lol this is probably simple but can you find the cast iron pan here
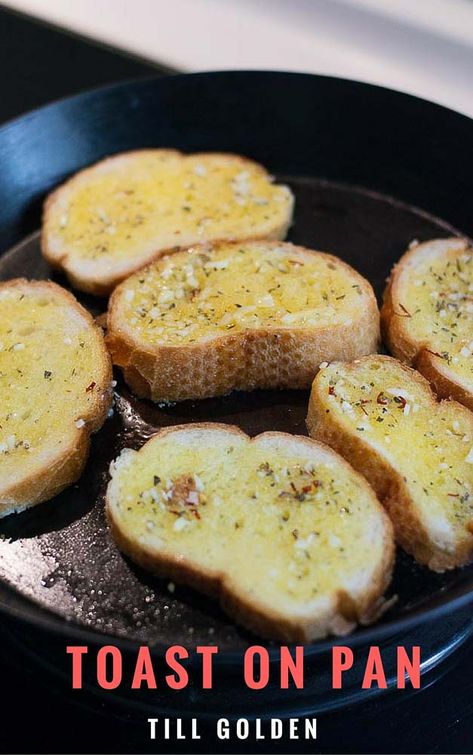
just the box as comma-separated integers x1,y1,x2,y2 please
0,72,472,659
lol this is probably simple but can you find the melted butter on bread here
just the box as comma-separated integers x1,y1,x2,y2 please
116,241,371,345
382,238,473,410
0,279,112,516
106,240,380,402
106,424,393,641
308,355,473,571
42,150,294,294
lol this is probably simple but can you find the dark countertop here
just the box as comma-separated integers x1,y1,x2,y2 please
0,6,472,754
0,5,174,123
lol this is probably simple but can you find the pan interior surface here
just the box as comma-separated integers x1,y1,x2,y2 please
0,175,471,651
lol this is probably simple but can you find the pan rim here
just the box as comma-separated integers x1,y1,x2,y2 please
1,68,473,143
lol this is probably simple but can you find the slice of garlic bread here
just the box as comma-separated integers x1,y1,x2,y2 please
42,150,294,295
0,279,112,517
307,355,473,571
106,424,394,642
106,240,380,402
382,237,473,410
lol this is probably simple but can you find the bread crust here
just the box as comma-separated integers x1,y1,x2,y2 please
307,355,473,571
0,278,113,517
106,242,380,402
106,423,394,642
41,149,294,296
381,237,473,410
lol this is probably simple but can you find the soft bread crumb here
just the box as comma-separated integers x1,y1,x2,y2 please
41,150,294,295
382,237,473,411
0,279,112,517
308,354,473,571
106,240,380,402
105,423,394,642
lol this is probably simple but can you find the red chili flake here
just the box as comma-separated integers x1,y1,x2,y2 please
377,392,388,405
425,348,445,359
328,386,336,396
302,485,313,494
395,396,407,410
86,381,96,392
396,303,412,317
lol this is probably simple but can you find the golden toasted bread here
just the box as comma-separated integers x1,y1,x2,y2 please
382,237,473,410
307,354,473,571
0,279,112,517
106,423,394,642
41,150,294,295
106,240,380,402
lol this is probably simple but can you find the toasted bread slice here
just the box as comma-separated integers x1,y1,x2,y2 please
106,423,394,642
307,355,473,571
382,237,473,410
106,240,380,402
41,150,294,295
0,279,112,517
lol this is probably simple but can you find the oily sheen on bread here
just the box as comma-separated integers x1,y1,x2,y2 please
0,279,112,517
41,150,294,295
106,423,394,642
307,355,473,571
382,237,473,410
106,240,380,402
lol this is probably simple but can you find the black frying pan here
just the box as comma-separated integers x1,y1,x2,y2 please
0,71,472,668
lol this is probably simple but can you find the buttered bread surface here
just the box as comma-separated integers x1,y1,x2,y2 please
307,355,473,571
382,238,473,410
106,240,380,401
106,425,394,642
112,242,374,343
0,279,112,516
42,150,294,294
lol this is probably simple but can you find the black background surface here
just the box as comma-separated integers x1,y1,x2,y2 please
0,6,472,754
